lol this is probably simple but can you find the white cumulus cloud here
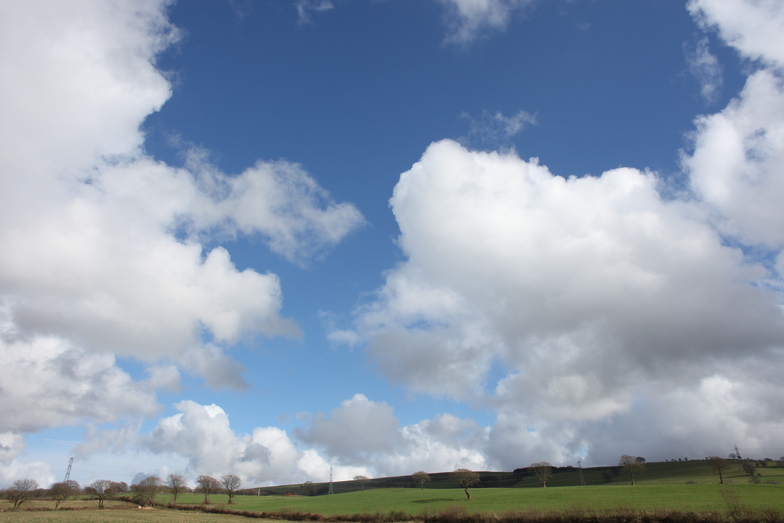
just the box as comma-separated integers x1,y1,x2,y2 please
688,0,784,68
0,433,55,488
345,136,784,466
333,0,784,468
0,0,363,443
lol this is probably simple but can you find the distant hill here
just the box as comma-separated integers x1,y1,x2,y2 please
242,459,783,496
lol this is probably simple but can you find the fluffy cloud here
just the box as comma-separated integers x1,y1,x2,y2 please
80,400,321,485
684,69,784,247
685,0,784,253
82,399,388,485
688,0,784,68
347,132,784,465
0,0,363,442
296,395,490,476
336,0,784,469
0,328,161,434
295,394,403,465
0,433,54,488
70,395,491,486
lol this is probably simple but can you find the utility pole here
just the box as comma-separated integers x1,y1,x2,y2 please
63,457,74,482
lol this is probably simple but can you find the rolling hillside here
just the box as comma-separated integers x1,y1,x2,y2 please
247,459,784,496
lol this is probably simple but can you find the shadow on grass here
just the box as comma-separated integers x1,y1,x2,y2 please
412,498,459,504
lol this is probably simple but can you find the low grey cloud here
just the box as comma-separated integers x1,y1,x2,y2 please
295,394,403,465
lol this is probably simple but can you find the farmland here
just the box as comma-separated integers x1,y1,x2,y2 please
2,461,784,522
166,483,784,515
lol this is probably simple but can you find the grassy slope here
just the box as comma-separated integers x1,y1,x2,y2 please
164,485,784,516
253,460,784,495
4,460,783,520
157,461,784,516
0,507,260,523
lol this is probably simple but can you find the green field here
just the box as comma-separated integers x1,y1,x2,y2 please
0,507,260,523
3,461,783,521
250,459,784,495
163,484,784,515
4,484,784,522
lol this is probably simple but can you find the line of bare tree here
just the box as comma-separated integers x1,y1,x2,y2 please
1,471,245,511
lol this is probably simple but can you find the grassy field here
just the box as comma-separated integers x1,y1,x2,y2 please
163,484,784,516
3,461,783,522
0,506,262,523
3,485,783,521
252,460,784,495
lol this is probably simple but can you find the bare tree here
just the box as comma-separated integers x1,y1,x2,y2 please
708,456,730,484
50,481,77,509
167,473,187,502
196,475,221,504
221,474,242,504
132,475,161,507
412,471,431,491
90,479,113,509
7,478,38,510
529,462,553,488
452,468,480,500
353,475,369,492
110,481,129,493
619,455,644,485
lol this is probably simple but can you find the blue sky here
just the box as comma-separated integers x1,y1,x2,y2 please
2,0,784,488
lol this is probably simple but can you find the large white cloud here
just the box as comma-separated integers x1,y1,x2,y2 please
348,130,784,465
0,0,363,446
688,0,784,68
343,0,784,468
341,0,784,470
685,1,784,248
141,401,322,485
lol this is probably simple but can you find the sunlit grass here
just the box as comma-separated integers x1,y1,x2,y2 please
163,484,784,516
